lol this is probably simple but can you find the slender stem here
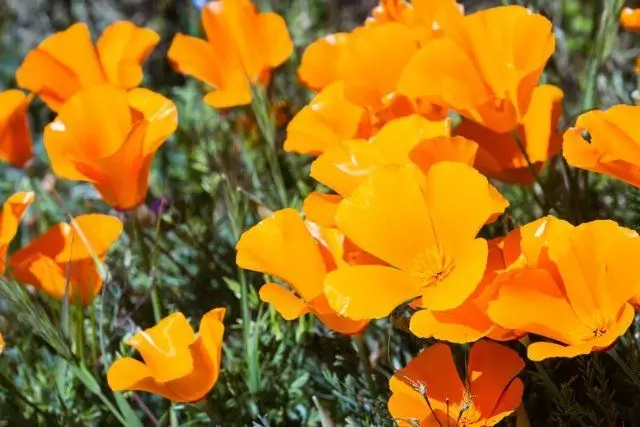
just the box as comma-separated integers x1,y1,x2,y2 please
511,132,550,212
352,334,378,399
608,347,640,389
131,213,162,323
76,305,85,365
89,305,98,369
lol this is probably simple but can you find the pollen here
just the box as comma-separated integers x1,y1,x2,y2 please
411,246,455,290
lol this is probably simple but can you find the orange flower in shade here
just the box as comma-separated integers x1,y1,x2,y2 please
324,162,508,321
487,220,640,361
563,105,640,189
43,85,177,211
621,7,640,31
0,192,34,273
167,0,293,109
0,91,33,167
457,85,564,185
235,208,371,335
398,6,555,133
9,214,123,305
16,22,159,112
108,308,225,402
389,340,524,426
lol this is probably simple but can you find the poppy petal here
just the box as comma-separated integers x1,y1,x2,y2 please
308,295,369,335
126,88,178,154
167,33,221,89
0,90,33,167
301,192,341,227
236,208,326,302
336,164,434,270
259,283,309,320
107,358,182,401
324,265,417,320
298,33,348,90
527,341,594,361
409,303,493,343
96,21,160,89
484,379,525,425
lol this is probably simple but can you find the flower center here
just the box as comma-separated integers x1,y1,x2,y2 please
411,246,455,290
585,315,613,340
457,388,481,426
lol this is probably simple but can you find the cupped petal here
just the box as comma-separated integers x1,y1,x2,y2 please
126,312,196,383
467,340,524,420
44,85,133,171
336,164,434,270
107,358,182,401
387,386,433,427
549,220,640,325
75,120,151,211
259,283,309,320
16,23,105,110
97,21,160,89
257,12,293,67
167,33,221,89
425,161,507,246
420,238,488,311
298,33,348,90
409,135,477,174
11,253,67,300
0,192,34,245
284,82,366,155
0,90,33,167
301,192,341,227
591,303,635,351
58,214,124,261
336,23,419,109
126,88,178,154
324,265,418,320
164,308,225,402
236,208,326,302
487,268,589,346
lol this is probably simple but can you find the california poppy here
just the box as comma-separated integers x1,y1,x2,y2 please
236,208,370,335
43,85,177,211
457,85,564,185
168,0,293,109
488,220,640,361
398,5,555,133
0,192,34,274
283,82,368,156
16,22,159,112
621,7,640,31
388,340,524,426
9,214,123,305
324,162,507,320
108,308,225,402
563,105,640,189
409,238,521,343
0,90,33,167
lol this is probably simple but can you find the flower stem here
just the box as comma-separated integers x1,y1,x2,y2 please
608,347,640,389
131,213,162,323
352,334,378,399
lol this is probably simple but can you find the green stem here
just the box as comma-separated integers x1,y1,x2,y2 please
75,305,85,365
512,132,550,212
89,305,98,368
131,213,162,323
251,86,288,208
352,334,378,399
608,347,640,389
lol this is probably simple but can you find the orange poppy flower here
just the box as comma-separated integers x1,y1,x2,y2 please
16,22,159,112
457,85,564,185
563,105,640,189
9,214,123,305
488,220,640,361
283,82,368,156
324,162,507,321
388,340,524,426
236,208,371,334
43,85,177,211
0,192,34,274
621,7,640,31
398,6,554,133
168,0,293,109
409,238,521,343
0,90,33,167
108,308,225,402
